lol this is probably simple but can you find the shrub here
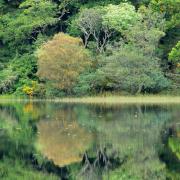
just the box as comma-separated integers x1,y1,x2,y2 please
95,46,170,94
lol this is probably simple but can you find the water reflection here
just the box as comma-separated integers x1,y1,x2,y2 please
0,102,179,179
37,110,94,166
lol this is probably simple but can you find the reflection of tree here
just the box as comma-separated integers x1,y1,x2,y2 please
1,102,179,179
0,103,59,180
37,107,94,167
0,106,17,127
163,106,180,162
75,105,174,179
23,102,47,120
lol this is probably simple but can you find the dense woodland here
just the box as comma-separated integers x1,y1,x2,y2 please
0,0,180,97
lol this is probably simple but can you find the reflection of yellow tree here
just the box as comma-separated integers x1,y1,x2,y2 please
37,109,94,167
23,102,45,120
23,103,33,113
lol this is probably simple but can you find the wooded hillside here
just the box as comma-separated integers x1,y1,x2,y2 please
0,0,180,97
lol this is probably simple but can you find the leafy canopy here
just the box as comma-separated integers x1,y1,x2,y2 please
102,3,140,33
0,0,57,46
124,6,165,57
37,33,91,92
95,46,169,94
169,41,180,72
150,0,180,29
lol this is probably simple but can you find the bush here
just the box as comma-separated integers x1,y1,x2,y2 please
73,70,97,95
169,41,180,73
22,81,45,98
95,46,170,94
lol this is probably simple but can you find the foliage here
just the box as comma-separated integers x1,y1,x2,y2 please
150,0,180,29
72,6,170,95
22,81,45,97
102,3,140,33
11,53,37,79
0,0,179,96
149,0,180,68
0,0,69,61
95,46,170,94
73,70,97,95
169,41,180,71
124,6,165,57
72,7,113,52
0,75,19,94
0,0,58,96
77,8,103,47
37,33,91,92
23,85,34,97
0,0,57,46
70,3,140,53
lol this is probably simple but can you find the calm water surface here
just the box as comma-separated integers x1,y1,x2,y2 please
0,102,179,179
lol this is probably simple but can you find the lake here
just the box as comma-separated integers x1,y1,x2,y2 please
0,101,179,179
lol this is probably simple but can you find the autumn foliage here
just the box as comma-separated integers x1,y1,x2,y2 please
37,33,90,92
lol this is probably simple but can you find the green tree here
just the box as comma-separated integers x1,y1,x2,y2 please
73,69,97,95
37,33,91,93
77,8,102,48
102,3,140,33
124,6,165,57
169,41,180,63
70,3,140,53
150,0,180,29
169,41,180,72
150,0,180,68
0,0,57,46
0,0,59,94
74,7,113,53
95,46,170,94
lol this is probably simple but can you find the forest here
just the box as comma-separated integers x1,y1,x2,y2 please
0,0,180,98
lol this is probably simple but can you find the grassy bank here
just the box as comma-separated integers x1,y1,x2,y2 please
52,96,180,105
1,95,180,104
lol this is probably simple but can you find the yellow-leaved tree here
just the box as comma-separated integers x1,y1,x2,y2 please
36,33,90,92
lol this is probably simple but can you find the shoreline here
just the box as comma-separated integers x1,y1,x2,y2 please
1,95,180,104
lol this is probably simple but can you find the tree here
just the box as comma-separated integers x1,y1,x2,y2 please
150,1,180,68
74,3,140,53
150,0,180,29
77,8,102,48
37,33,90,92
102,3,140,33
95,46,170,94
169,41,180,72
73,69,97,95
75,8,112,53
131,0,151,6
124,6,165,57
0,0,57,47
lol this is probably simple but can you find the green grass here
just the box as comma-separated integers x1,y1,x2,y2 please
0,95,23,99
52,95,180,104
1,95,180,104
